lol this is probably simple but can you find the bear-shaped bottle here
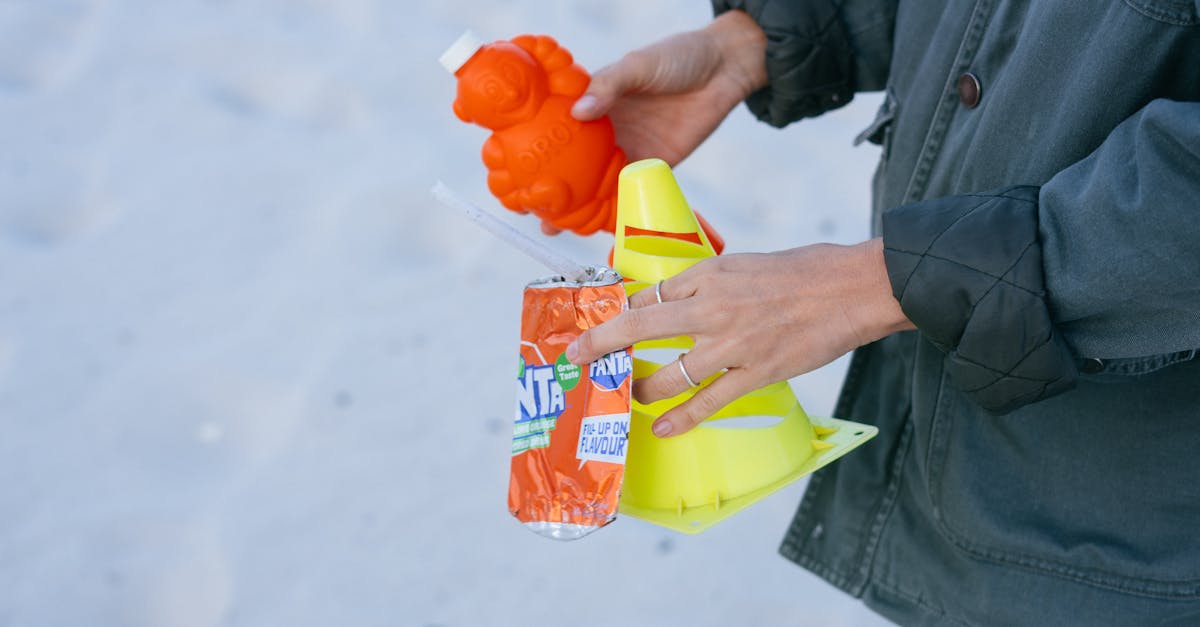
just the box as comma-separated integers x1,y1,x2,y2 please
441,31,724,251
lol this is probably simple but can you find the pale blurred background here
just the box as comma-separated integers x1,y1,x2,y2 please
0,1,888,625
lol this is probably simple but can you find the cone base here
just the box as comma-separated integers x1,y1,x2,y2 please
618,416,877,535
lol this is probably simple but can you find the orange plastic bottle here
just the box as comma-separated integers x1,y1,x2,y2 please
441,31,724,252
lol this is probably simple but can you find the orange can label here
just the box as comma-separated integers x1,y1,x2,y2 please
509,267,632,540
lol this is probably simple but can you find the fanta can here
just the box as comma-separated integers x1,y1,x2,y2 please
510,266,632,540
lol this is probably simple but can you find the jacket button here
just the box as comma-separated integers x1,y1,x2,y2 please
957,73,982,108
1081,357,1105,374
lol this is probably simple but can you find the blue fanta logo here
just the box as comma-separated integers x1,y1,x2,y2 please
516,364,565,422
513,362,566,456
588,349,632,391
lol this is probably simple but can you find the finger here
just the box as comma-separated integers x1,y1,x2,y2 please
627,262,710,309
627,281,664,310
627,282,659,309
651,368,757,437
540,222,562,236
571,51,655,120
633,349,725,405
567,300,695,365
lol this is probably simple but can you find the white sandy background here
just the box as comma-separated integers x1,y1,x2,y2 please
0,1,889,625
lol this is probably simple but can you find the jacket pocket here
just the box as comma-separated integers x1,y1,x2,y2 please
860,88,897,224
1124,0,1200,26
926,359,1200,599
1077,349,1199,383
854,87,897,155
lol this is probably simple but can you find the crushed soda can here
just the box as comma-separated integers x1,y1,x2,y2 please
509,266,633,540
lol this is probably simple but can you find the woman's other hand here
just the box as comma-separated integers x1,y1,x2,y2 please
566,239,915,437
571,10,768,166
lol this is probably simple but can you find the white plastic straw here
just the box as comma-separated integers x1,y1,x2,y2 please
431,180,590,282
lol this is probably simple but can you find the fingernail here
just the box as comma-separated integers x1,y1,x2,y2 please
566,341,579,363
571,95,597,118
652,420,673,438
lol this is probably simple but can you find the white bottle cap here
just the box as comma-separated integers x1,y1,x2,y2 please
440,30,486,74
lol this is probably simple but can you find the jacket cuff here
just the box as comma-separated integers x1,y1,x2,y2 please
881,186,1078,413
712,0,855,127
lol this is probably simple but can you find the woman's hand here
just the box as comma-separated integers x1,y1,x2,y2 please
538,11,765,236
565,238,915,437
571,9,768,166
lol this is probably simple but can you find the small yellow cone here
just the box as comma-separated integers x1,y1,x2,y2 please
612,158,878,535
613,159,715,288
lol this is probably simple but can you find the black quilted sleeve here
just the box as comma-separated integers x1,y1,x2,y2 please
882,186,1079,413
712,0,856,127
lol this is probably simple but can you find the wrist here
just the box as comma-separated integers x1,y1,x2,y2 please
706,10,768,98
853,238,915,342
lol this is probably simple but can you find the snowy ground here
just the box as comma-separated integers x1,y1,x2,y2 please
0,1,889,626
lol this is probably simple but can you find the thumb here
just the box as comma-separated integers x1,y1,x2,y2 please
571,52,653,121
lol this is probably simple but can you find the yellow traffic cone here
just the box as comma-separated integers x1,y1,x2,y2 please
612,159,877,534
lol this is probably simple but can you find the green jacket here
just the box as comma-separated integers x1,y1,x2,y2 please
713,1,1200,624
